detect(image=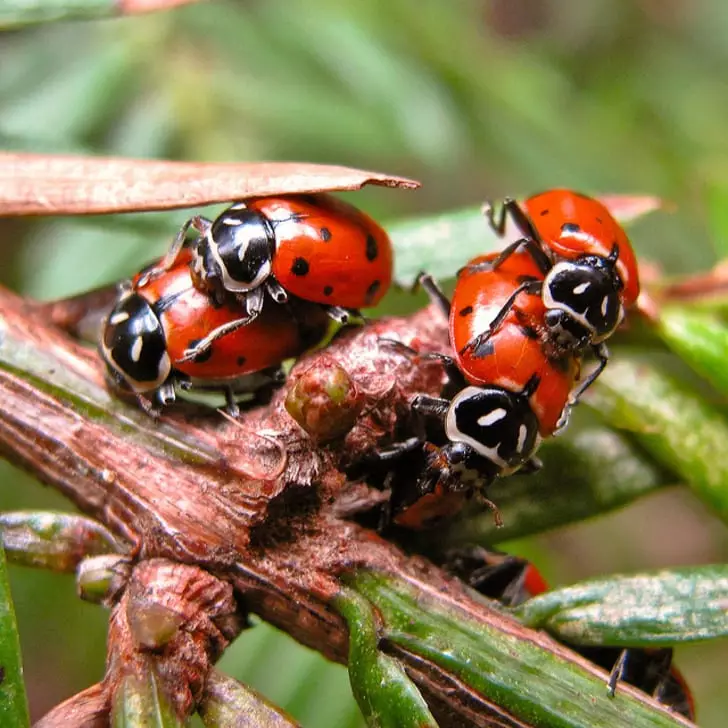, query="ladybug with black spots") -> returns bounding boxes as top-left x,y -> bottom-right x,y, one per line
479,189 -> 641,385
139,193 -> 392,361
362,249 -> 583,530
445,547 -> 695,721
100,250 -> 328,415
